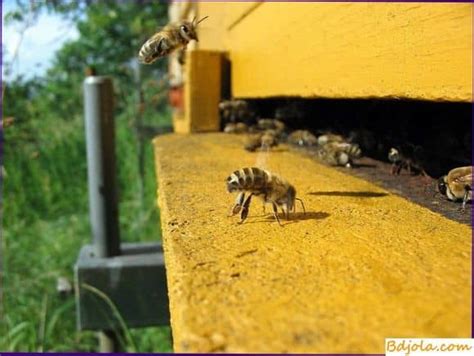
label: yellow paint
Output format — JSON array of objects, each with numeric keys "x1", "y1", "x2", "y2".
[
  {"x1": 172, "y1": 110, "x2": 186, "y2": 134},
  {"x1": 196, "y1": 2, "x2": 472, "y2": 101},
  {"x1": 179, "y1": 50, "x2": 222, "y2": 133},
  {"x1": 153, "y1": 133, "x2": 471, "y2": 353},
  {"x1": 197, "y1": 2, "x2": 260, "y2": 49}
]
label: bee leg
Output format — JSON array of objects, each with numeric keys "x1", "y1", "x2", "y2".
[
  {"x1": 390, "y1": 163, "x2": 397, "y2": 175},
  {"x1": 461, "y1": 190, "x2": 470, "y2": 211},
  {"x1": 229, "y1": 192, "x2": 245, "y2": 216},
  {"x1": 177, "y1": 48, "x2": 186, "y2": 65},
  {"x1": 262, "y1": 203, "x2": 266, "y2": 214},
  {"x1": 157, "y1": 38, "x2": 172, "y2": 57},
  {"x1": 272, "y1": 203, "x2": 283, "y2": 226},
  {"x1": 396, "y1": 162, "x2": 403, "y2": 175},
  {"x1": 295, "y1": 198, "x2": 306, "y2": 215},
  {"x1": 239, "y1": 193, "x2": 253, "y2": 223}
]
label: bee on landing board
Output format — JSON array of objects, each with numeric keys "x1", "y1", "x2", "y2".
[
  {"x1": 287, "y1": 130, "x2": 318, "y2": 147},
  {"x1": 224, "y1": 122, "x2": 248, "y2": 134},
  {"x1": 244, "y1": 134, "x2": 263, "y2": 152},
  {"x1": 318, "y1": 142, "x2": 362, "y2": 168},
  {"x1": 226, "y1": 167, "x2": 305, "y2": 226},
  {"x1": 388, "y1": 146, "x2": 427, "y2": 176},
  {"x1": 138, "y1": 16, "x2": 209, "y2": 64},
  {"x1": 219, "y1": 100, "x2": 256, "y2": 125},
  {"x1": 317, "y1": 133, "x2": 345, "y2": 146},
  {"x1": 244, "y1": 130, "x2": 279, "y2": 152},
  {"x1": 438, "y1": 166, "x2": 472, "y2": 210},
  {"x1": 257, "y1": 119, "x2": 286, "y2": 135},
  {"x1": 261, "y1": 130, "x2": 279, "y2": 149}
]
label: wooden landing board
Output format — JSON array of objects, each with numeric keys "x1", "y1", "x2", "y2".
[{"x1": 153, "y1": 133, "x2": 471, "y2": 353}]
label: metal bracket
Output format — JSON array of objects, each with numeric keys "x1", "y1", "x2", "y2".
[{"x1": 75, "y1": 242, "x2": 169, "y2": 330}]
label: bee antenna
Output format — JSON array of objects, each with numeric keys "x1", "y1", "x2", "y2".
[
  {"x1": 295, "y1": 198, "x2": 306, "y2": 215},
  {"x1": 196, "y1": 16, "x2": 209, "y2": 26}
]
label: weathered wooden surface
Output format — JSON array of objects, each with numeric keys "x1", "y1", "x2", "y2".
[
  {"x1": 153, "y1": 133, "x2": 471, "y2": 353},
  {"x1": 197, "y1": 2, "x2": 472, "y2": 101}
]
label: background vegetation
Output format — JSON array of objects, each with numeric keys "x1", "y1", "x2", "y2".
[{"x1": 2, "y1": 0, "x2": 172, "y2": 351}]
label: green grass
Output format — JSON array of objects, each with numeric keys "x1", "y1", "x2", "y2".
[{"x1": 1, "y1": 107, "x2": 173, "y2": 352}]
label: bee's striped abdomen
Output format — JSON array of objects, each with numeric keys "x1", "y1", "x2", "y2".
[
  {"x1": 348, "y1": 144, "x2": 362, "y2": 158},
  {"x1": 226, "y1": 167, "x2": 268, "y2": 193},
  {"x1": 138, "y1": 33, "x2": 165, "y2": 64}
]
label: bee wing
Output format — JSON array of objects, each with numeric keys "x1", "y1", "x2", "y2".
[
  {"x1": 138, "y1": 31, "x2": 169, "y2": 64},
  {"x1": 453, "y1": 173, "x2": 473, "y2": 187}
]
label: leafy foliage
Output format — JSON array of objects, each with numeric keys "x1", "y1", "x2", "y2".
[{"x1": 2, "y1": 0, "x2": 172, "y2": 351}]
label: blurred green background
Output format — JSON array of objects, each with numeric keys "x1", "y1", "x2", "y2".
[{"x1": 2, "y1": 0, "x2": 173, "y2": 351}]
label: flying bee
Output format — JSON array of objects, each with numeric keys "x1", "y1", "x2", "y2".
[
  {"x1": 226, "y1": 167, "x2": 305, "y2": 225},
  {"x1": 244, "y1": 131, "x2": 278, "y2": 152},
  {"x1": 317, "y1": 133, "x2": 345, "y2": 146},
  {"x1": 288, "y1": 130, "x2": 318, "y2": 147},
  {"x1": 438, "y1": 166, "x2": 472, "y2": 210},
  {"x1": 138, "y1": 16, "x2": 209, "y2": 64},
  {"x1": 318, "y1": 142, "x2": 362, "y2": 167},
  {"x1": 388, "y1": 145, "x2": 427, "y2": 176}
]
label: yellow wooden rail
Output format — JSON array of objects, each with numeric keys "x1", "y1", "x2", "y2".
[
  {"x1": 153, "y1": 133, "x2": 471, "y2": 353},
  {"x1": 196, "y1": 2, "x2": 472, "y2": 102}
]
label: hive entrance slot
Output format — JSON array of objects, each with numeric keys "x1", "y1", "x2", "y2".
[{"x1": 227, "y1": 98, "x2": 471, "y2": 177}]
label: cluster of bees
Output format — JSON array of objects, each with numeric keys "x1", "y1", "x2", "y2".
[
  {"x1": 220, "y1": 100, "x2": 363, "y2": 168},
  {"x1": 388, "y1": 145, "x2": 472, "y2": 210},
  {"x1": 221, "y1": 99, "x2": 472, "y2": 219},
  {"x1": 137, "y1": 19, "x2": 472, "y2": 225}
]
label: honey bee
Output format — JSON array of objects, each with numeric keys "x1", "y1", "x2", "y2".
[
  {"x1": 138, "y1": 16, "x2": 209, "y2": 64},
  {"x1": 388, "y1": 146, "x2": 427, "y2": 176},
  {"x1": 261, "y1": 130, "x2": 279, "y2": 149},
  {"x1": 348, "y1": 129, "x2": 377, "y2": 152},
  {"x1": 317, "y1": 133, "x2": 345, "y2": 146},
  {"x1": 438, "y1": 166, "x2": 472, "y2": 210},
  {"x1": 244, "y1": 131, "x2": 278, "y2": 152},
  {"x1": 318, "y1": 142, "x2": 362, "y2": 167},
  {"x1": 274, "y1": 101, "x2": 306, "y2": 123},
  {"x1": 287, "y1": 130, "x2": 318, "y2": 147},
  {"x1": 244, "y1": 134, "x2": 263, "y2": 152},
  {"x1": 257, "y1": 119, "x2": 286, "y2": 134},
  {"x1": 226, "y1": 167, "x2": 306, "y2": 225},
  {"x1": 219, "y1": 99, "x2": 255, "y2": 124},
  {"x1": 224, "y1": 122, "x2": 248, "y2": 134}
]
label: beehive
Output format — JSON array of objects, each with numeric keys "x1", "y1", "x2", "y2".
[{"x1": 168, "y1": 2, "x2": 472, "y2": 132}]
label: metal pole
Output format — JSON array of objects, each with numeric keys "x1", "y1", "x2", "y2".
[
  {"x1": 84, "y1": 76, "x2": 121, "y2": 258},
  {"x1": 84, "y1": 76, "x2": 122, "y2": 351}
]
